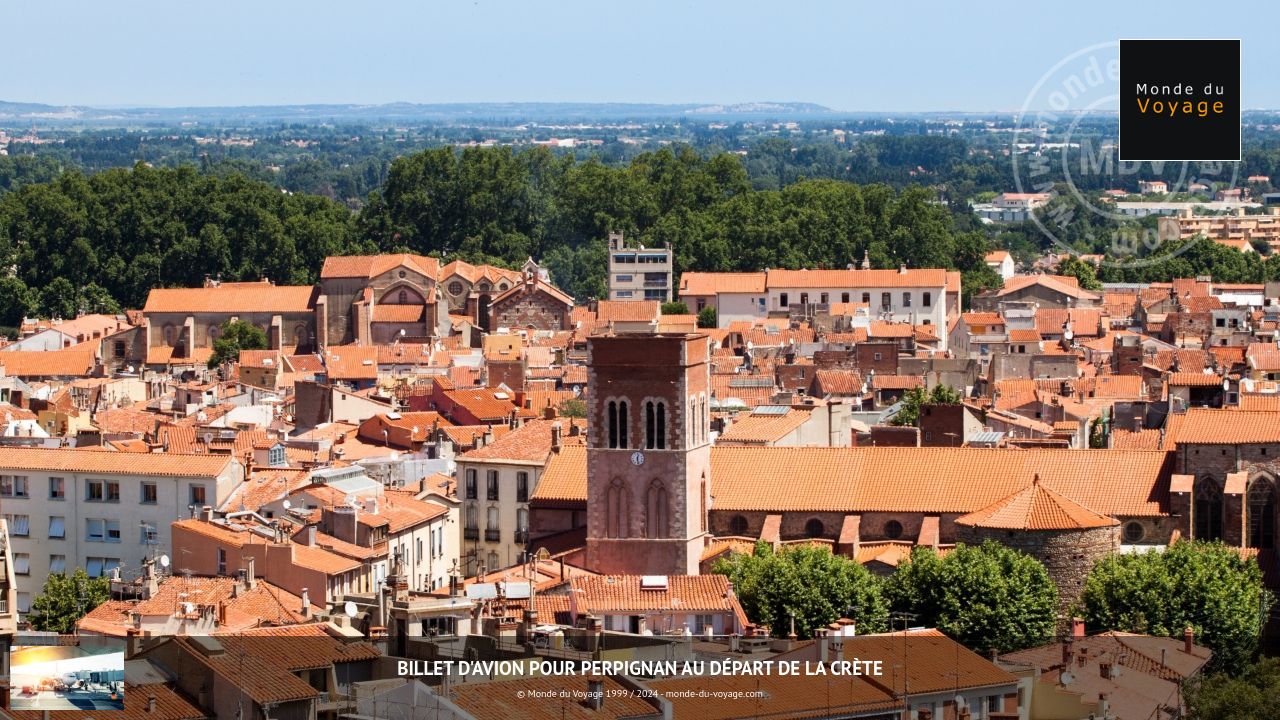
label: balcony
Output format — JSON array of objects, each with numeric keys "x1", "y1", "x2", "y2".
[
  {"x1": 485, "y1": 528, "x2": 501, "y2": 543},
  {"x1": 514, "y1": 530, "x2": 529, "y2": 545},
  {"x1": 464, "y1": 527, "x2": 480, "y2": 541}
]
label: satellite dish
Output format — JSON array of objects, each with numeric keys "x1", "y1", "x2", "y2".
[
  {"x1": 1063, "y1": 330, "x2": 1074, "y2": 341},
  {"x1": 282, "y1": 500, "x2": 292, "y2": 510},
  {"x1": 181, "y1": 602, "x2": 195, "y2": 614},
  {"x1": 344, "y1": 601, "x2": 358, "y2": 618},
  {"x1": 159, "y1": 554, "x2": 170, "y2": 568}
]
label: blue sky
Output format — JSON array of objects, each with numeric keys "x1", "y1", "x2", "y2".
[{"x1": 11, "y1": 0, "x2": 1278, "y2": 110}]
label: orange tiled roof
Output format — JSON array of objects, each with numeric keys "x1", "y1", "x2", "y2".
[
  {"x1": 320, "y1": 253, "x2": 440, "y2": 279},
  {"x1": 812, "y1": 369, "x2": 863, "y2": 396},
  {"x1": 766, "y1": 268, "x2": 949, "y2": 289},
  {"x1": 718, "y1": 408, "x2": 812, "y2": 444},
  {"x1": 459, "y1": 418, "x2": 587, "y2": 462},
  {"x1": 534, "y1": 445, "x2": 1171, "y2": 517},
  {"x1": 1173, "y1": 408, "x2": 1280, "y2": 444},
  {"x1": 1168, "y1": 371, "x2": 1223, "y2": 387},
  {"x1": 1110, "y1": 428, "x2": 1163, "y2": 450},
  {"x1": 955, "y1": 476, "x2": 1119, "y2": 530},
  {"x1": 143, "y1": 282, "x2": 315, "y2": 314},
  {"x1": 679, "y1": 272, "x2": 768, "y2": 295},
  {"x1": 323, "y1": 346, "x2": 379, "y2": 381},
  {"x1": 871, "y1": 374, "x2": 924, "y2": 390},
  {"x1": 0, "y1": 447, "x2": 232, "y2": 477},
  {"x1": 370, "y1": 304, "x2": 425, "y2": 323},
  {"x1": 1237, "y1": 394, "x2": 1280, "y2": 412},
  {"x1": 570, "y1": 574, "x2": 742, "y2": 614},
  {"x1": 0, "y1": 347, "x2": 97, "y2": 377},
  {"x1": 594, "y1": 300, "x2": 661, "y2": 323},
  {"x1": 998, "y1": 274, "x2": 1099, "y2": 300},
  {"x1": 443, "y1": 387, "x2": 519, "y2": 422}
]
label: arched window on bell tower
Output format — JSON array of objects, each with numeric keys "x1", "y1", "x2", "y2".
[
  {"x1": 618, "y1": 400, "x2": 628, "y2": 448},
  {"x1": 606, "y1": 478, "x2": 629, "y2": 538},
  {"x1": 645, "y1": 400, "x2": 666, "y2": 449},
  {"x1": 607, "y1": 401, "x2": 618, "y2": 448},
  {"x1": 646, "y1": 479, "x2": 669, "y2": 539}
]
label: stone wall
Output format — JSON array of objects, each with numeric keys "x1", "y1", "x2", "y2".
[{"x1": 956, "y1": 524, "x2": 1120, "y2": 616}]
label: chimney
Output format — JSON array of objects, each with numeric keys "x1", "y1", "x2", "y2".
[
  {"x1": 217, "y1": 601, "x2": 228, "y2": 627},
  {"x1": 551, "y1": 423, "x2": 562, "y2": 453},
  {"x1": 370, "y1": 497, "x2": 379, "y2": 515},
  {"x1": 1062, "y1": 637, "x2": 1073, "y2": 665},
  {"x1": 543, "y1": 405, "x2": 557, "y2": 420},
  {"x1": 1184, "y1": 626, "x2": 1194, "y2": 654},
  {"x1": 586, "y1": 679, "x2": 604, "y2": 710},
  {"x1": 1072, "y1": 617, "x2": 1085, "y2": 638},
  {"x1": 898, "y1": 264, "x2": 907, "y2": 274},
  {"x1": 1098, "y1": 692, "x2": 1109, "y2": 718},
  {"x1": 305, "y1": 525, "x2": 317, "y2": 547},
  {"x1": 147, "y1": 695, "x2": 157, "y2": 714},
  {"x1": 244, "y1": 558, "x2": 256, "y2": 590},
  {"x1": 301, "y1": 588, "x2": 311, "y2": 618},
  {"x1": 201, "y1": 505, "x2": 213, "y2": 522},
  {"x1": 815, "y1": 628, "x2": 829, "y2": 663}
]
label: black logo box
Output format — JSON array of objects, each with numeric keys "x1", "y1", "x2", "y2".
[{"x1": 1119, "y1": 39, "x2": 1240, "y2": 162}]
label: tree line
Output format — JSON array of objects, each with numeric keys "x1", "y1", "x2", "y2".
[
  {"x1": 0, "y1": 146, "x2": 1002, "y2": 329},
  {"x1": 715, "y1": 539, "x2": 1272, "y2": 675}
]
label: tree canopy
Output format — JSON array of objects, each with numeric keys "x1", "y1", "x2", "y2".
[
  {"x1": 1080, "y1": 541, "x2": 1274, "y2": 674},
  {"x1": 1185, "y1": 657, "x2": 1280, "y2": 720},
  {"x1": 890, "y1": 383, "x2": 964, "y2": 427},
  {"x1": 208, "y1": 319, "x2": 269, "y2": 368},
  {"x1": 883, "y1": 542, "x2": 1058, "y2": 653},
  {"x1": 714, "y1": 541, "x2": 888, "y2": 639},
  {"x1": 29, "y1": 568, "x2": 111, "y2": 634}
]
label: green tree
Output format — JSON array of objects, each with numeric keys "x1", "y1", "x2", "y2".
[
  {"x1": 660, "y1": 301, "x2": 689, "y2": 315},
  {"x1": 1185, "y1": 657, "x2": 1280, "y2": 720},
  {"x1": 208, "y1": 319, "x2": 268, "y2": 368},
  {"x1": 29, "y1": 568, "x2": 110, "y2": 634},
  {"x1": 557, "y1": 397, "x2": 587, "y2": 418},
  {"x1": 697, "y1": 306, "x2": 717, "y2": 328},
  {"x1": 1081, "y1": 540, "x2": 1273, "y2": 673},
  {"x1": 1056, "y1": 255, "x2": 1104, "y2": 290},
  {"x1": 38, "y1": 277, "x2": 79, "y2": 319},
  {"x1": 885, "y1": 542, "x2": 1058, "y2": 653},
  {"x1": 0, "y1": 276, "x2": 34, "y2": 328},
  {"x1": 890, "y1": 383, "x2": 963, "y2": 427},
  {"x1": 714, "y1": 542, "x2": 888, "y2": 639}
]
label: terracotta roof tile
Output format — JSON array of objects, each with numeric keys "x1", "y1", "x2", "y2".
[
  {"x1": 320, "y1": 253, "x2": 440, "y2": 279},
  {"x1": 955, "y1": 476, "x2": 1119, "y2": 530},
  {"x1": 570, "y1": 574, "x2": 742, "y2": 614},
  {"x1": 679, "y1": 272, "x2": 768, "y2": 295},
  {"x1": 0, "y1": 447, "x2": 232, "y2": 477},
  {"x1": 1173, "y1": 408, "x2": 1280, "y2": 444},
  {"x1": 324, "y1": 346, "x2": 379, "y2": 381},
  {"x1": 534, "y1": 445, "x2": 1170, "y2": 517},
  {"x1": 0, "y1": 347, "x2": 97, "y2": 377},
  {"x1": 767, "y1": 268, "x2": 949, "y2": 289},
  {"x1": 459, "y1": 418, "x2": 586, "y2": 462},
  {"x1": 594, "y1": 300, "x2": 661, "y2": 323},
  {"x1": 718, "y1": 408, "x2": 812, "y2": 444},
  {"x1": 143, "y1": 282, "x2": 315, "y2": 314}
]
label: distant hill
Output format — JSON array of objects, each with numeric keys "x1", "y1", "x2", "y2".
[{"x1": 0, "y1": 100, "x2": 839, "y2": 126}]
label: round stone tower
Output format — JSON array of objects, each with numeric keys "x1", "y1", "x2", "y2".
[{"x1": 955, "y1": 475, "x2": 1120, "y2": 618}]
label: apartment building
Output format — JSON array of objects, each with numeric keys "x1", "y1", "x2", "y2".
[
  {"x1": 606, "y1": 231, "x2": 673, "y2": 302},
  {"x1": 455, "y1": 418, "x2": 584, "y2": 575},
  {"x1": 0, "y1": 448, "x2": 243, "y2": 613},
  {"x1": 1157, "y1": 206, "x2": 1280, "y2": 252}
]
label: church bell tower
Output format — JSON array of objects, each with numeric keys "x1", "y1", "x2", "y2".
[{"x1": 584, "y1": 331, "x2": 712, "y2": 575}]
